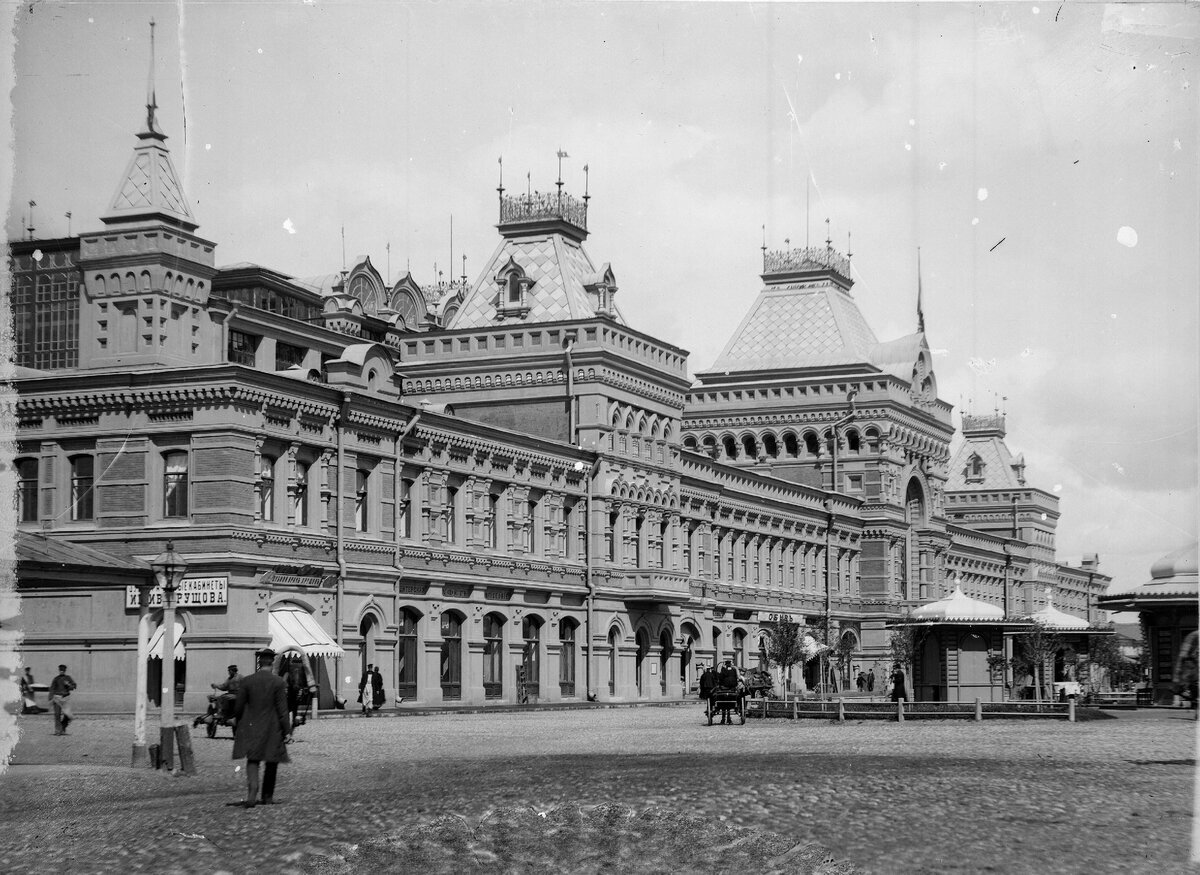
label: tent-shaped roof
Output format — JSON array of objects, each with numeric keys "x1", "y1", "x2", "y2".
[
  {"x1": 910, "y1": 584, "x2": 1006, "y2": 623},
  {"x1": 1022, "y1": 589, "x2": 1090, "y2": 630},
  {"x1": 946, "y1": 415, "x2": 1027, "y2": 490},
  {"x1": 1100, "y1": 542, "x2": 1198, "y2": 609}
]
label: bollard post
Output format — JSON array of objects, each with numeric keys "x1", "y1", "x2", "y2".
[
  {"x1": 792, "y1": 700, "x2": 797, "y2": 721},
  {"x1": 974, "y1": 698, "x2": 982, "y2": 722},
  {"x1": 1068, "y1": 697, "x2": 1076, "y2": 723},
  {"x1": 174, "y1": 725, "x2": 196, "y2": 775},
  {"x1": 897, "y1": 699, "x2": 905, "y2": 723},
  {"x1": 837, "y1": 698, "x2": 846, "y2": 723}
]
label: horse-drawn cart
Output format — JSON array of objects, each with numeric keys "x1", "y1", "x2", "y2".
[{"x1": 707, "y1": 687, "x2": 746, "y2": 725}]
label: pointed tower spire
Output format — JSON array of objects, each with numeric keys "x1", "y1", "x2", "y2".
[
  {"x1": 145, "y1": 18, "x2": 162, "y2": 137},
  {"x1": 917, "y1": 246, "x2": 926, "y2": 333}
]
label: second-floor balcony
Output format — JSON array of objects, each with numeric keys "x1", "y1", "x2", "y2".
[{"x1": 608, "y1": 569, "x2": 693, "y2": 604}]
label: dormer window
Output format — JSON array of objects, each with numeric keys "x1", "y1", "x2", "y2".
[
  {"x1": 965, "y1": 453, "x2": 985, "y2": 483},
  {"x1": 495, "y1": 257, "x2": 532, "y2": 318}
]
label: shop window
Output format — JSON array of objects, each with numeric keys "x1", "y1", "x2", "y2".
[
  {"x1": 439, "y1": 613, "x2": 462, "y2": 700},
  {"x1": 559, "y1": 621, "x2": 576, "y2": 697},
  {"x1": 17, "y1": 458, "x2": 38, "y2": 523},
  {"x1": 163, "y1": 451, "x2": 189, "y2": 518},
  {"x1": 69, "y1": 455, "x2": 94, "y2": 521},
  {"x1": 483, "y1": 613, "x2": 505, "y2": 699}
]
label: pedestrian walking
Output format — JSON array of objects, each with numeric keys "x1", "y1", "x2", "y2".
[
  {"x1": 229, "y1": 648, "x2": 290, "y2": 808},
  {"x1": 48, "y1": 664, "x2": 76, "y2": 735},
  {"x1": 370, "y1": 665, "x2": 386, "y2": 712},
  {"x1": 867, "y1": 668, "x2": 876, "y2": 692},
  {"x1": 856, "y1": 671, "x2": 867, "y2": 692},
  {"x1": 890, "y1": 663, "x2": 907, "y2": 703},
  {"x1": 280, "y1": 651, "x2": 316, "y2": 739},
  {"x1": 20, "y1": 667, "x2": 45, "y2": 714},
  {"x1": 357, "y1": 663, "x2": 373, "y2": 715},
  {"x1": 698, "y1": 664, "x2": 717, "y2": 703}
]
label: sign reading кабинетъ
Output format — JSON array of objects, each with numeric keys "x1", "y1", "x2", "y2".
[{"x1": 125, "y1": 577, "x2": 229, "y2": 608}]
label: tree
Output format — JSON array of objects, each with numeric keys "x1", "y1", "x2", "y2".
[
  {"x1": 888, "y1": 626, "x2": 919, "y2": 701},
  {"x1": 1011, "y1": 621, "x2": 1064, "y2": 703},
  {"x1": 1086, "y1": 632, "x2": 1124, "y2": 694},
  {"x1": 762, "y1": 620, "x2": 807, "y2": 702},
  {"x1": 832, "y1": 633, "x2": 856, "y2": 691}
]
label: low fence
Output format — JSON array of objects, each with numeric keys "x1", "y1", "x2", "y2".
[{"x1": 745, "y1": 698, "x2": 1080, "y2": 722}]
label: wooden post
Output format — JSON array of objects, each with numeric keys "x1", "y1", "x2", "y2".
[
  {"x1": 159, "y1": 726, "x2": 175, "y2": 771},
  {"x1": 1068, "y1": 697, "x2": 1076, "y2": 723},
  {"x1": 837, "y1": 698, "x2": 846, "y2": 722},
  {"x1": 974, "y1": 698, "x2": 982, "y2": 722},
  {"x1": 897, "y1": 699, "x2": 905, "y2": 723},
  {"x1": 174, "y1": 725, "x2": 196, "y2": 775}
]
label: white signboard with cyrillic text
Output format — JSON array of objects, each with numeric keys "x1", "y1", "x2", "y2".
[{"x1": 126, "y1": 577, "x2": 229, "y2": 609}]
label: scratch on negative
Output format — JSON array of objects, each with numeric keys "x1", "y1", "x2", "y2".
[{"x1": 990, "y1": 238, "x2": 1006, "y2": 252}]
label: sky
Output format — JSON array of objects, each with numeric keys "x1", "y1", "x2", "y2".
[{"x1": 3, "y1": 1, "x2": 1197, "y2": 601}]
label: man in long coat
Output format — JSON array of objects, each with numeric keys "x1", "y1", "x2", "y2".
[{"x1": 231, "y1": 648, "x2": 290, "y2": 808}]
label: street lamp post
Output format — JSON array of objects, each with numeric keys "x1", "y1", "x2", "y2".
[
  {"x1": 150, "y1": 541, "x2": 187, "y2": 772},
  {"x1": 132, "y1": 578, "x2": 154, "y2": 767}
]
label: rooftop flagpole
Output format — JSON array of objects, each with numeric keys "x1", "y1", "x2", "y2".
[{"x1": 917, "y1": 246, "x2": 926, "y2": 333}]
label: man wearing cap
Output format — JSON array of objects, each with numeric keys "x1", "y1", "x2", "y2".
[
  {"x1": 195, "y1": 664, "x2": 242, "y2": 729},
  {"x1": 230, "y1": 648, "x2": 290, "y2": 808},
  {"x1": 48, "y1": 664, "x2": 77, "y2": 736}
]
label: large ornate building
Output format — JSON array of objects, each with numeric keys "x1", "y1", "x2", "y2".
[{"x1": 9, "y1": 58, "x2": 1111, "y2": 713}]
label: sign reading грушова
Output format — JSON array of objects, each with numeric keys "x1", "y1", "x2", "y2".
[{"x1": 125, "y1": 577, "x2": 229, "y2": 608}]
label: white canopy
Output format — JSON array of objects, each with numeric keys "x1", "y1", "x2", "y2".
[
  {"x1": 911, "y1": 584, "x2": 1005, "y2": 623},
  {"x1": 1023, "y1": 589, "x2": 1090, "y2": 630},
  {"x1": 269, "y1": 605, "x2": 345, "y2": 658},
  {"x1": 147, "y1": 621, "x2": 185, "y2": 660},
  {"x1": 802, "y1": 634, "x2": 829, "y2": 662}
]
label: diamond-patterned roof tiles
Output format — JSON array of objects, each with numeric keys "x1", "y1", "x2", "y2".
[
  {"x1": 448, "y1": 232, "x2": 625, "y2": 329},
  {"x1": 103, "y1": 138, "x2": 195, "y2": 228},
  {"x1": 706, "y1": 285, "x2": 879, "y2": 373},
  {"x1": 946, "y1": 434, "x2": 1022, "y2": 490}
]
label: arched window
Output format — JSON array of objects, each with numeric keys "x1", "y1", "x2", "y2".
[
  {"x1": 522, "y1": 616, "x2": 542, "y2": 698},
  {"x1": 846, "y1": 429, "x2": 861, "y2": 453},
  {"x1": 635, "y1": 629, "x2": 650, "y2": 696},
  {"x1": 803, "y1": 431, "x2": 820, "y2": 455},
  {"x1": 439, "y1": 612, "x2": 462, "y2": 700},
  {"x1": 559, "y1": 621, "x2": 577, "y2": 696},
  {"x1": 659, "y1": 629, "x2": 673, "y2": 695},
  {"x1": 865, "y1": 428, "x2": 881, "y2": 453},
  {"x1": 742, "y1": 434, "x2": 758, "y2": 458},
  {"x1": 762, "y1": 433, "x2": 779, "y2": 458},
  {"x1": 732, "y1": 629, "x2": 746, "y2": 669},
  {"x1": 966, "y1": 453, "x2": 985, "y2": 482},
  {"x1": 783, "y1": 432, "x2": 799, "y2": 457},
  {"x1": 722, "y1": 436, "x2": 737, "y2": 459},
  {"x1": 683, "y1": 435, "x2": 698, "y2": 451},
  {"x1": 483, "y1": 613, "x2": 505, "y2": 699},
  {"x1": 608, "y1": 628, "x2": 620, "y2": 695},
  {"x1": 702, "y1": 435, "x2": 717, "y2": 457},
  {"x1": 397, "y1": 609, "x2": 419, "y2": 699}
]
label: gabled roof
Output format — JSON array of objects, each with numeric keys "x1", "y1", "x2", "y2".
[{"x1": 448, "y1": 233, "x2": 626, "y2": 329}]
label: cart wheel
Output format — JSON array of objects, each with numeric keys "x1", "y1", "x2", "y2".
[{"x1": 206, "y1": 720, "x2": 217, "y2": 738}]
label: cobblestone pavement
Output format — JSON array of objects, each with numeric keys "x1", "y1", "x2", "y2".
[{"x1": 0, "y1": 705, "x2": 1196, "y2": 874}]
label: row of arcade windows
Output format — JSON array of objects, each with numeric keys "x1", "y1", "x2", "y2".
[{"x1": 437, "y1": 613, "x2": 579, "y2": 700}]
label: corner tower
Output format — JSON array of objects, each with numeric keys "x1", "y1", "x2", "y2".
[{"x1": 76, "y1": 20, "x2": 218, "y2": 368}]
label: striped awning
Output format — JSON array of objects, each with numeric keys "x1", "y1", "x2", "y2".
[
  {"x1": 148, "y1": 621, "x2": 185, "y2": 660},
  {"x1": 269, "y1": 605, "x2": 345, "y2": 658}
]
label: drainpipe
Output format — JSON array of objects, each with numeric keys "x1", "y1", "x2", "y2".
[
  {"x1": 334, "y1": 391, "x2": 349, "y2": 705},
  {"x1": 585, "y1": 456, "x2": 602, "y2": 701},
  {"x1": 823, "y1": 498, "x2": 835, "y2": 700},
  {"x1": 564, "y1": 336, "x2": 576, "y2": 442}
]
